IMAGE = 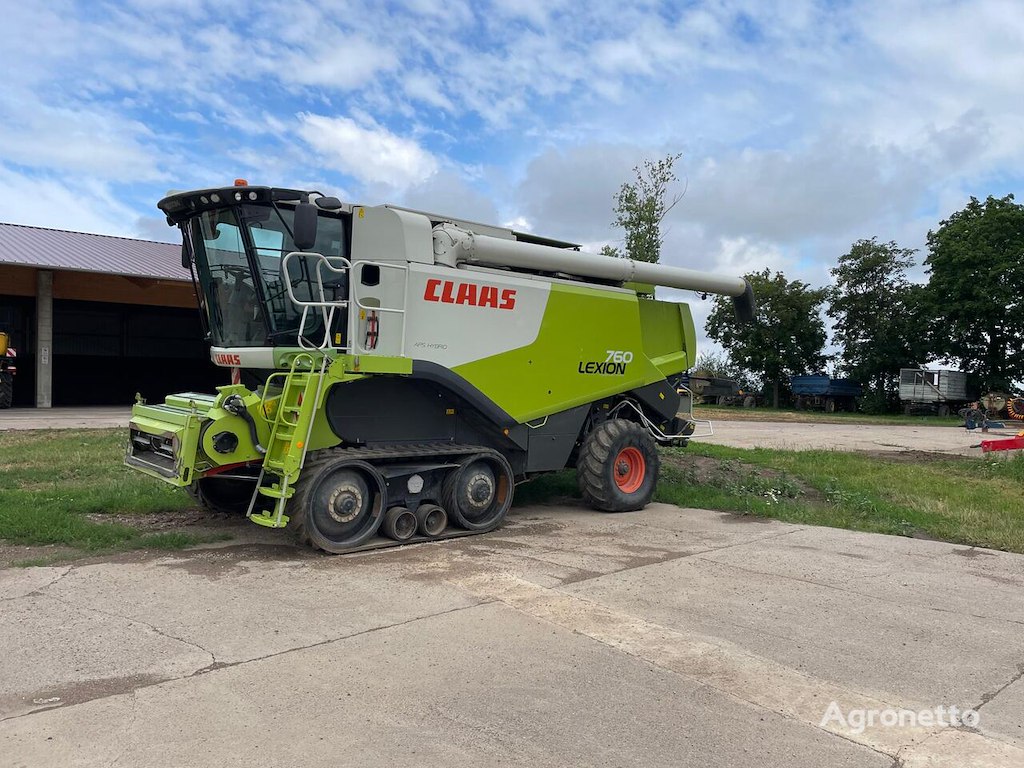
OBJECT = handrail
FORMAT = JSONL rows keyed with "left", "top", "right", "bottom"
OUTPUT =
{"left": 279, "top": 252, "right": 409, "bottom": 356}
{"left": 280, "top": 251, "right": 350, "bottom": 351}
{"left": 350, "top": 260, "right": 409, "bottom": 356}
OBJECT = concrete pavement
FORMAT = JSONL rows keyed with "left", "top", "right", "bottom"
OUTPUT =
{"left": 0, "top": 406, "right": 131, "bottom": 431}
{"left": 2, "top": 503, "right": 1022, "bottom": 766}
{"left": 693, "top": 418, "right": 1005, "bottom": 456}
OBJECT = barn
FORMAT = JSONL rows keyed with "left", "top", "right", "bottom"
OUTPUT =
{"left": 0, "top": 223, "right": 222, "bottom": 407}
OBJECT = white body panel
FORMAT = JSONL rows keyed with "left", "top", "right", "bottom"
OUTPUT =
{"left": 401, "top": 263, "right": 551, "bottom": 368}
{"left": 210, "top": 346, "right": 277, "bottom": 368}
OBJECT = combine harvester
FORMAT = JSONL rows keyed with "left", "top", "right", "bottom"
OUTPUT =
{"left": 126, "top": 183, "right": 755, "bottom": 552}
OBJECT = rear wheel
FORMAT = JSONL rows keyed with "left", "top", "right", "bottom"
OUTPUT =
{"left": 291, "top": 459, "right": 385, "bottom": 553}
{"left": 824, "top": 398, "right": 836, "bottom": 413}
{"left": 0, "top": 373, "right": 12, "bottom": 409}
{"left": 577, "top": 419, "right": 659, "bottom": 512}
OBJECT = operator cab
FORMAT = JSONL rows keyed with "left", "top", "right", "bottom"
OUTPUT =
{"left": 159, "top": 184, "right": 351, "bottom": 349}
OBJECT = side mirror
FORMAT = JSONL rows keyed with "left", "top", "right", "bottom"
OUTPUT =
{"left": 293, "top": 201, "right": 318, "bottom": 251}
{"left": 180, "top": 242, "right": 190, "bottom": 270}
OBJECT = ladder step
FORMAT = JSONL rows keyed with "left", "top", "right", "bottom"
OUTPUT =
{"left": 249, "top": 511, "right": 290, "bottom": 529}
{"left": 258, "top": 484, "right": 295, "bottom": 500}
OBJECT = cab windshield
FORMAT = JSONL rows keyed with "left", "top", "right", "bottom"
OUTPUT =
{"left": 186, "top": 204, "right": 349, "bottom": 347}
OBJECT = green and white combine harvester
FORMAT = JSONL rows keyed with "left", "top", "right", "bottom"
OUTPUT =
{"left": 125, "top": 182, "right": 755, "bottom": 553}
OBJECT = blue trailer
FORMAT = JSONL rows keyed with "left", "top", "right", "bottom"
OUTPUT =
{"left": 790, "top": 375, "right": 863, "bottom": 413}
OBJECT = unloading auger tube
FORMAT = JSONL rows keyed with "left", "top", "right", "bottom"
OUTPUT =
{"left": 125, "top": 185, "right": 760, "bottom": 555}
{"left": 431, "top": 222, "right": 757, "bottom": 323}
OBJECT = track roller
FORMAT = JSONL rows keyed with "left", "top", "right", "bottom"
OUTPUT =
{"left": 381, "top": 506, "right": 416, "bottom": 541}
{"left": 415, "top": 503, "right": 448, "bottom": 537}
{"left": 290, "top": 459, "right": 386, "bottom": 553}
{"left": 442, "top": 451, "right": 514, "bottom": 531}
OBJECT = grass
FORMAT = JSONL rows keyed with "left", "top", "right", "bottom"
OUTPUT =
{"left": 694, "top": 404, "right": 964, "bottom": 427}
{"left": 3, "top": 426, "right": 1023, "bottom": 561}
{"left": 0, "top": 428, "right": 219, "bottom": 553}
{"left": 519, "top": 443, "right": 1024, "bottom": 554}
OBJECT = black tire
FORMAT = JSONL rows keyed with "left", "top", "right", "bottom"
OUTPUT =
{"left": 1009, "top": 397, "right": 1024, "bottom": 421}
{"left": 442, "top": 451, "right": 513, "bottom": 531}
{"left": 290, "top": 459, "right": 385, "bottom": 553}
{"left": 0, "top": 373, "right": 12, "bottom": 409}
{"left": 381, "top": 506, "right": 417, "bottom": 541}
{"left": 185, "top": 474, "right": 258, "bottom": 514}
{"left": 415, "top": 503, "right": 448, "bottom": 537}
{"left": 937, "top": 404, "right": 951, "bottom": 417}
{"left": 824, "top": 398, "right": 836, "bottom": 413}
{"left": 577, "top": 419, "right": 659, "bottom": 513}
{"left": 794, "top": 397, "right": 804, "bottom": 411}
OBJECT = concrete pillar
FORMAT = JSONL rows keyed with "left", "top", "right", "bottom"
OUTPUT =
{"left": 35, "top": 270, "right": 53, "bottom": 408}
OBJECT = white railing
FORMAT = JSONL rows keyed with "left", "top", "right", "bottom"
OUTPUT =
{"left": 280, "top": 252, "right": 409, "bottom": 356}
{"left": 349, "top": 259, "right": 409, "bottom": 356}
{"left": 280, "top": 251, "right": 351, "bottom": 351}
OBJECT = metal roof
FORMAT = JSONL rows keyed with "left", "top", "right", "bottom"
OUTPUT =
{"left": 0, "top": 223, "right": 188, "bottom": 282}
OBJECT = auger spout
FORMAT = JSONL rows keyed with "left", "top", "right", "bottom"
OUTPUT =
{"left": 432, "top": 223, "right": 756, "bottom": 323}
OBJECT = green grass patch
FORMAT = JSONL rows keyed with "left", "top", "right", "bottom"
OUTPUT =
{"left": 673, "top": 444, "right": 1024, "bottom": 551}
{"left": 517, "top": 444, "right": 1024, "bottom": 554}
{"left": 0, "top": 428, "right": 210, "bottom": 553}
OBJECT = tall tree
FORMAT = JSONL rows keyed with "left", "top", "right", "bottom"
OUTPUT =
{"left": 924, "top": 195, "right": 1024, "bottom": 390}
{"left": 706, "top": 269, "right": 828, "bottom": 407}
{"left": 602, "top": 153, "right": 682, "bottom": 263}
{"left": 827, "top": 238, "right": 928, "bottom": 409}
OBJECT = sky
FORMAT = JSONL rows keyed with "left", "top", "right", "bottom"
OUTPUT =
{"left": 2, "top": 0, "right": 1022, "bottom": 355}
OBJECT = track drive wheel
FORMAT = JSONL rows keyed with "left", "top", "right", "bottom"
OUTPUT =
{"left": 442, "top": 452, "right": 514, "bottom": 531}
{"left": 185, "top": 473, "right": 259, "bottom": 514}
{"left": 290, "top": 459, "right": 385, "bottom": 553}
{"left": 577, "top": 419, "right": 659, "bottom": 512}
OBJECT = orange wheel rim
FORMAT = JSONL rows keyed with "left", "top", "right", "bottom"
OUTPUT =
{"left": 613, "top": 447, "right": 645, "bottom": 493}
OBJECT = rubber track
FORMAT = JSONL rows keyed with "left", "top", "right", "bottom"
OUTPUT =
{"left": 289, "top": 442, "right": 501, "bottom": 554}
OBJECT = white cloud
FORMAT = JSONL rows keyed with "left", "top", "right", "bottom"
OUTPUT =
{"left": 284, "top": 36, "right": 400, "bottom": 90}
{"left": 0, "top": 165, "right": 140, "bottom": 237}
{"left": 297, "top": 113, "right": 439, "bottom": 189}
{"left": 401, "top": 172, "right": 500, "bottom": 223}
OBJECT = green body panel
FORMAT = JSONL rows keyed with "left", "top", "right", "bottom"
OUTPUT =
{"left": 126, "top": 404, "right": 204, "bottom": 486}
{"left": 637, "top": 298, "right": 695, "bottom": 377}
{"left": 453, "top": 284, "right": 692, "bottom": 423}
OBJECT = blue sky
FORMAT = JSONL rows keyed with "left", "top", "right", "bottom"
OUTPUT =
{"left": 2, "top": 0, "right": 1022, "bottom": 343}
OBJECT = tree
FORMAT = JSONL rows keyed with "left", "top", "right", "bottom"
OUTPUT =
{"left": 604, "top": 153, "right": 682, "bottom": 263}
{"left": 705, "top": 269, "right": 828, "bottom": 407}
{"left": 827, "top": 238, "right": 928, "bottom": 410}
{"left": 923, "top": 195, "right": 1024, "bottom": 391}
